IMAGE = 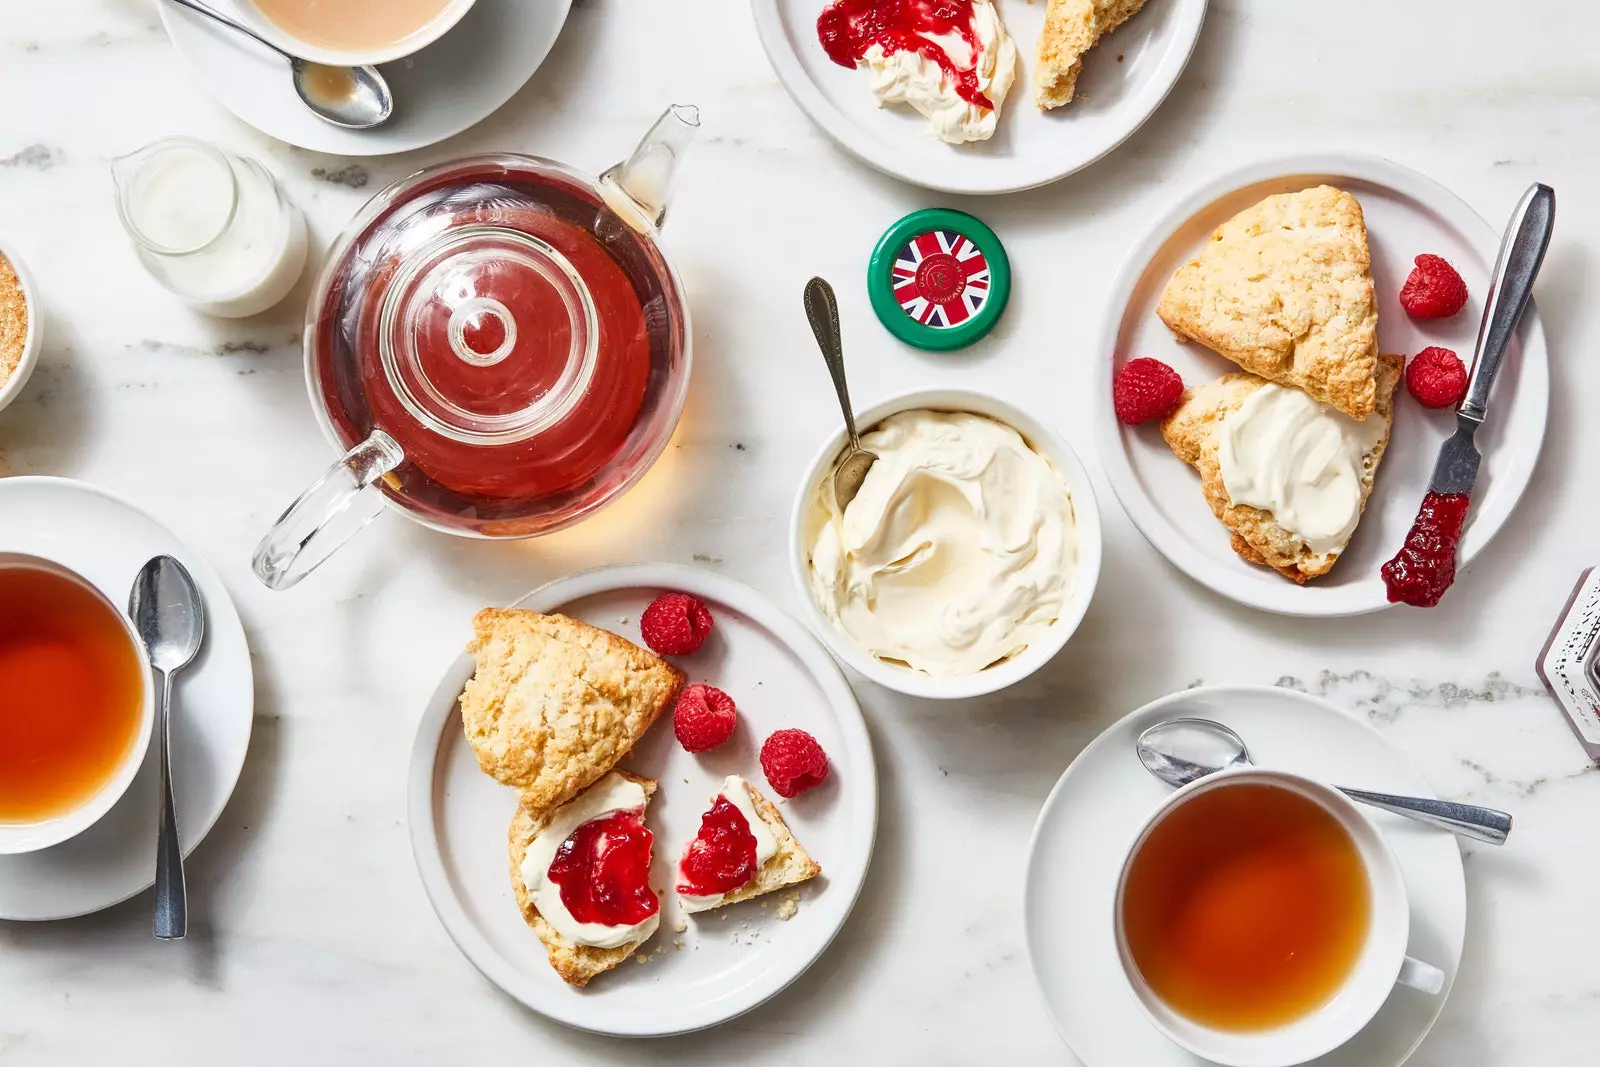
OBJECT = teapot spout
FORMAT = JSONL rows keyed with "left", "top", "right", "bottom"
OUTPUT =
{"left": 600, "top": 104, "right": 700, "bottom": 230}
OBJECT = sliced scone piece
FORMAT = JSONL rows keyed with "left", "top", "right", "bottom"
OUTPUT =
{"left": 1156, "top": 186, "right": 1380, "bottom": 421}
{"left": 676, "top": 775, "right": 820, "bottom": 915}
{"left": 461, "top": 608, "right": 684, "bottom": 809}
{"left": 1159, "top": 354, "right": 1403, "bottom": 583}
{"left": 508, "top": 770, "right": 661, "bottom": 986}
{"left": 1035, "top": 0, "right": 1150, "bottom": 109}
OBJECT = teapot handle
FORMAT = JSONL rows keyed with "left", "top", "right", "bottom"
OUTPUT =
{"left": 251, "top": 430, "right": 404, "bottom": 590}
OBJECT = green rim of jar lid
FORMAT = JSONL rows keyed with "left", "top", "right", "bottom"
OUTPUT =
{"left": 867, "top": 208, "right": 1011, "bottom": 351}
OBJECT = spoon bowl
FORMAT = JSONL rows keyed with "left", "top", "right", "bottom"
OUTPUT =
{"left": 802, "top": 277, "right": 877, "bottom": 511}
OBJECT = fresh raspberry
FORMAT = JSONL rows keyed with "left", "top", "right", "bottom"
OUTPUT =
{"left": 1405, "top": 347, "right": 1469, "bottom": 409}
{"left": 639, "top": 592, "right": 714, "bottom": 655}
{"left": 759, "top": 729, "right": 830, "bottom": 798}
{"left": 1399, "top": 254, "right": 1469, "bottom": 318}
{"left": 673, "top": 684, "right": 738, "bottom": 753}
{"left": 1113, "top": 358, "right": 1184, "bottom": 424}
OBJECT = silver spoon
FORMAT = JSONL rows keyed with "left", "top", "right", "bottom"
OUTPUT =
{"left": 130, "top": 556, "right": 207, "bottom": 940}
{"left": 1135, "top": 717, "right": 1512, "bottom": 845}
{"left": 164, "top": 0, "right": 394, "bottom": 129}
{"left": 803, "top": 276, "right": 877, "bottom": 511}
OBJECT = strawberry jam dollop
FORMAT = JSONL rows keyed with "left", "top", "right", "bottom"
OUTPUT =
{"left": 677, "top": 795, "right": 758, "bottom": 897}
{"left": 817, "top": 0, "right": 994, "bottom": 110}
{"left": 1382, "top": 492, "right": 1472, "bottom": 607}
{"left": 546, "top": 811, "right": 659, "bottom": 928}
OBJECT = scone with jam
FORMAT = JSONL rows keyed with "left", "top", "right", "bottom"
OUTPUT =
{"left": 676, "top": 775, "right": 820, "bottom": 915}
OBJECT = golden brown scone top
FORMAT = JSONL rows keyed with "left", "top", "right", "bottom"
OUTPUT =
{"left": 1156, "top": 185, "right": 1379, "bottom": 421}
{"left": 1035, "top": 0, "right": 1149, "bottom": 109}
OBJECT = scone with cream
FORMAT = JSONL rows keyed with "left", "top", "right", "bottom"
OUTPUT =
{"left": 508, "top": 770, "right": 660, "bottom": 986}
{"left": 676, "top": 775, "right": 820, "bottom": 915}
{"left": 1156, "top": 186, "right": 1381, "bottom": 421}
{"left": 1035, "top": 0, "right": 1150, "bottom": 109}
{"left": 1160, "top": 355, "right": 1403, "bottom": 583}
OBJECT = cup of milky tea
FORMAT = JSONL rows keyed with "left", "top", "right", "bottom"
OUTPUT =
{"left": 238, "top": 0, "right": 478, "bottom": 67}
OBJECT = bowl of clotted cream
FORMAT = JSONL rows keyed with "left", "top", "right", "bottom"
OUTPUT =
{"left": 790, "top": 388, "right": 1101, "bottom": 700}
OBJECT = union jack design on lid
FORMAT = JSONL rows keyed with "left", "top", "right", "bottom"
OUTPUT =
{"left": 868, "top": 208, "right": 1010, "bottom": 351}
{"left": 891, "top": 230, "right": 991, "bottom": 329}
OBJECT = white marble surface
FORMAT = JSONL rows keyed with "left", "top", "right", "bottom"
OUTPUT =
{"left": 1, "top": 1, "right": 1597, "bottom": 1063}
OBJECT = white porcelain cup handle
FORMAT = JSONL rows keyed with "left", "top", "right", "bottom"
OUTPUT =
{"left": 1397, "top": 955, "right": 1445, "bottom": 995}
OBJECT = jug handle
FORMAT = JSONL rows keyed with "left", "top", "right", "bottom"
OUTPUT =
{"left": 251, "top": 430, "right": 404, "bottom": 590}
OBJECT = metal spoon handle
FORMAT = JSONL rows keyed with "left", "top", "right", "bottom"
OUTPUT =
{"left": 153, "top": 667, "right": 187, "bottom": 939}
{"left": 163, "top": 0, "right": 290, "bottom": 59}
{"left": 1460, "top": 182, "right": 1554, "bottom": 424}
{"left": 803, "top": 277, "right": 862, "bottom": 451}
{"left": 1338, "top": 786, "right": 1511, "bottom": 845}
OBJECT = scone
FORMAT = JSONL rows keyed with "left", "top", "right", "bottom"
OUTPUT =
{"left": 1035, "top": 0, "right": 1150, "bottom": 109}
{"left": 508, "top": 770, "right": 660, "bottom": 986}
{"left": 460, "top": 608, "right": 684, "bottom": 809}
{"left": 676, "top": 775, "right": 820, "bottom": 915}
{"left": 1156, "top": 186, "right": 1381, "bottom": 421}
{"left": 1160, "top": 354, "right": 1403, "bottom": 583}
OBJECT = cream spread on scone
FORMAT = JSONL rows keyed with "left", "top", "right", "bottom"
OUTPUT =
{"left": 807, "top": 409, "right": 1076, "bottom": 675}
{"left": 519, "top": 773, "right": 660, "bottom": 949}
{"left": 1218, "top": 385, "right": 1387, "bottom": 556}
{"left": 677, "top": 776, "right": 779, "bottom": 914}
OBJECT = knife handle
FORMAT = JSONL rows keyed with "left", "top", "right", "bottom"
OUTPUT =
{"left": 1461, "top": 183, "right": 1555, "bottom": 425}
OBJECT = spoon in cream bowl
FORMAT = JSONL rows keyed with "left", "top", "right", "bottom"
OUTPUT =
{"left": 803, "top": 277, "right": 877, "bottom": 511}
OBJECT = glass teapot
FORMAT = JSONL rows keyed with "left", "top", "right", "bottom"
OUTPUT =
{"left": 252, "top": 105, "right": 699, "bottom": 589}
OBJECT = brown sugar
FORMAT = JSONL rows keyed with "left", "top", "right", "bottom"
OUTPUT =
{"left": 0, "top": 253, "right": 27, "bottom": 388}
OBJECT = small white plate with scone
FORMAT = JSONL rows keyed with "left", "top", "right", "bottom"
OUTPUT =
{"left": 407, "top": 564, "right": 876, "bottom": 1036}
{"left": 1095, "top": 154, "right": 1550, "bottom": 616}
{"left": 752, "top": 0, "right": 1208, "bottom": 194}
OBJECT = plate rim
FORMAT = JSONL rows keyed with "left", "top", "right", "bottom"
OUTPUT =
{"left": 406, "top": 562, "right": 879, "bottom": 1037}
{"left": 749, "top": 0, "right": 1210, "bottom": 195}
{"left": 1091, "top": 152, "right": 1552, "bottom": 616}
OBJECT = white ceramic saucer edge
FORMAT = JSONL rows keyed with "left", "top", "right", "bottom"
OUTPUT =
{"left": 407, "top": 563, "right": 878, "bottom": 1037}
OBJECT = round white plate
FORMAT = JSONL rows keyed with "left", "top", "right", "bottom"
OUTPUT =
{"left": 751, "top": 0, "right": 1207, "bottom": 194}
{"left": 0, "top": 477, "right": 254, "bottom": 921}
{"left": 1024, "top": 685, "right": 1466, "bottom": 1067}
{"left": 1094, "top": 155, "right": 1550, "bottom": 616}
{"left": 159, "top": 0, "right": 571, "bottom": 156}
{"left": 408, "top": 564, "right": 877, "bottom": 1036}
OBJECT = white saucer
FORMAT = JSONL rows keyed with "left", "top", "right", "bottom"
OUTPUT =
{"left": 1094, "top": 155, "right": 1550, "bottom": 616}
{"left": 1024, "top": 685, "right": 1466, "bottom": 1067}
{"left": 751, "top": 0, "right": 1207, "bottom": 194}
{"left": 160, "top": 0, "right": 571, "bottom": 155}
{"left": 0, "top": 478, "right": 254, "bottom": 921}
{"left": 408, "top": 564, "right": 877, "bottom": 1036}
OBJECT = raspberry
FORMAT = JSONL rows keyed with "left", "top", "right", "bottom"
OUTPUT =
{"left": 673, "top": 684, "right": 738, "bottom": 753}
{"left": 639, "top": 592, "right": 713, "bottom": 655}
{"left": 1399, "top": 254, "right": 1469, "bottom": 318}
{"left": 1113, "top": 358, "right": 1184, "bottom": 424}
{"left": 759, "top": 729, "right": 830, "bottom": 798}
{"left": 1405, "top": 347, "right": 1469, "bottom": 409}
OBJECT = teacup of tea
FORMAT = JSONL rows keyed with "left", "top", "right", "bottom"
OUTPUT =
{"left": 0, "top": 554, "right": 154, "bottom": 854}
{"left": 237, "top": 0, "right": 478, "bottom": 67}
{"left": 1114, "top": 767, "right": 1444, "bottom": 1067}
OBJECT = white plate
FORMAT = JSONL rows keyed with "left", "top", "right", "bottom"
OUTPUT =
{"left": 1024, "top": 685, "right": 1466, "bottom": 1067}
{"left": 0, "top": 477, "right": 254, "bottom": 921}
{"left": 159, "top": 0, "right": 570, "bottom": 156}
{"left": 407, "top": 564, "right": 877, "bottom": 1036}
{"left": 1094, "top": 155, "right": 1550, "bottom": 616}
{"left": 751, "top": 0, "right": 1207, "bottom": 194}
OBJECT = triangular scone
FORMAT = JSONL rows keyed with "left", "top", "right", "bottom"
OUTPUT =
{"left": 1159, "top": 355, "right": 1402, "bottom": 584}
{"left": 1035, "top": 0, "right": 1149, "bottom": 109}
{"left": 1156, "top": 186, "right": 1381, "bottom": 421}
{"left": 677, "top": 777, "right": 820, "bottom": 915}
{"left": 508, "top": 770, "right": 660, "bottom": 986}
{"left": 461, "top": 608, "right": 684, "bottom": 809}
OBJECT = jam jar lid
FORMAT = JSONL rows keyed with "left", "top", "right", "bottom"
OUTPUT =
{"left": 867, "top": 208, "right": 1011, "bottom": 352}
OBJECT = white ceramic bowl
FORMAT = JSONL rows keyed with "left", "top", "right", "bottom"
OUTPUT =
{"left": 0, "top": 237, "right": 43, "bottom": 416}
{"left": 0, "top": 553, "right": 155, "bottom": 855}
{"left": 789, "top": 388, "right": 1102, "bottom": 700}
{"left": 235, "top": 0, "right": 478, "bottom": 67}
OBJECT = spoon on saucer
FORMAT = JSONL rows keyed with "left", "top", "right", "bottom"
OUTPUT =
{"left": 803, "top": 276, "right": 877, "bottom": 510}
{"left": 1136, "top": 717, "right": 1512, "bottom": 845}
{"left": 163, "top": 0, "right": 394, "bottom": 129}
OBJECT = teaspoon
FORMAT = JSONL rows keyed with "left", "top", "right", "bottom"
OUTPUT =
{"left": 1135, "top": 717, "right": 1512, "bottom": 845}
{"left": 803, "top": 277, "right": 877, "bottom": 511}
{"left": 164, "top": 0, "right": 395, "bottom": 129}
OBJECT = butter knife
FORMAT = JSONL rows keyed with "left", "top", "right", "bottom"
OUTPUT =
{"left": 1383, "top": 182, "right": 1555, "bottom": 606}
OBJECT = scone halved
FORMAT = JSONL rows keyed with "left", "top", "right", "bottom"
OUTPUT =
{"left": 1035, "top": 0, "right": 1150, "bottom": 109}
{"left": 677, "top": 777, "right": 820, "bottom": 915}
{"left": 460, "top": 608, "right": 684, "bottom": 810}
{"left": 1159, "top": 354, "right": 1402, "bottom": 583}
{"left": 508, "top": 770, "right": 660, "bottom": 987}
{"left": 1156, "top": 186, "right": 1380, "bottom": 421}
